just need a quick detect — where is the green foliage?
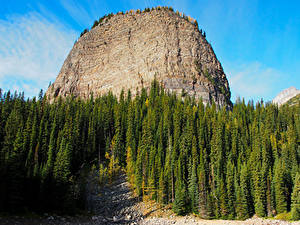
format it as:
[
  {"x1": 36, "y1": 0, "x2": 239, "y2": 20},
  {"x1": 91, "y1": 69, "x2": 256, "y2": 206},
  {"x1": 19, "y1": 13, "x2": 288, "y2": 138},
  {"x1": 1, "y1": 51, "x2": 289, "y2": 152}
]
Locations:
[
  {"x1": 80, "y1": 28, "x2": 89, "y2": 37},
  {"x1": 92, "y1": 20, "x2": 99, "y2": 29},
  {"x1": 274, "y1": 159, "x2": 288, "y2": 214},
  {"x1": 0, "y1": 80, "x2": 298, "y2": 218},
  {"x1": 168, "y1": 6, "x2": 174, "y2": 12},
  {"x1": 275, "y1": 212, "x2": 292, "y2": 221},
  {"x1": 173, "y1": 172, "x2": 188, "y2": 215},
  {"x1": 98, "y1": 163, "x2": 108, "y2": 186},
  {"x1": 173, "y1": 183, "x2": 188, "y2": 215},
  {"x1": 226, "y1": 161, "x2": 236, "y2": 219},
  {"x1": 188, "y1": 160, "x2": 199, "y2": 214},
  {"x1": 203, "y1": 69, "x2": 215, "y2": 85},
  {"x1": 291, "y1": 172, "x2": 300, "y2": 220}
]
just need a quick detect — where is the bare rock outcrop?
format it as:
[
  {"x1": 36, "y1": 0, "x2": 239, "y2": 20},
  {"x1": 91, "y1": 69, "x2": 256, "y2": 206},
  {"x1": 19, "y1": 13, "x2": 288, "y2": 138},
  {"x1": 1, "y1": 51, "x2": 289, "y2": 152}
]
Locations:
[
  {"x1": 273, "y1": 86, "x2": 300, "y2": 106},
  {"x1": 46, "y1": 8, "x2": 232, "y2": 108}
]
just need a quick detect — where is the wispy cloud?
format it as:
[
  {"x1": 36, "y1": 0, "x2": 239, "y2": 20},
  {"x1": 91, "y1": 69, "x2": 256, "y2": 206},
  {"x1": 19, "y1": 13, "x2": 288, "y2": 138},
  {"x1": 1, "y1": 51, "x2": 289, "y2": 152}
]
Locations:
[
  {"x1": 60, "y1": 0, "x2": 93, "y2": 27},
  {"x1": 226, "y1": 62, "x2": 287, "y2": 103},
  {"x1": 59, "y1": 0, "x2": 108, "y2": 28},
  {"x1": 0, "y1": 12, "x2": 77, "y2": 97}
]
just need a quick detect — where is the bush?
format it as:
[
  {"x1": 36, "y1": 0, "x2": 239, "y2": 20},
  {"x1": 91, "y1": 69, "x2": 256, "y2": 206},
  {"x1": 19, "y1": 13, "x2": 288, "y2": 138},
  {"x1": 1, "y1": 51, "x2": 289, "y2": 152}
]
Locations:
[
  {"x1": 99, "y1": 163, "x2": 108, "y2": 186},
  {"x1": 275, "y1": 212, "x2": 292, "y2": 221},
  {"x1": 92, "y1": 20, "x2": 99, "y2": 29}
]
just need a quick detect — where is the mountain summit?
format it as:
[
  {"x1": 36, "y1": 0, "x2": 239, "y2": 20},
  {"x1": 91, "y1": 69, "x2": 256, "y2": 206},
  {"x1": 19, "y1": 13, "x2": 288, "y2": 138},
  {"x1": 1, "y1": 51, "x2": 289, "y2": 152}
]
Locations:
[
  {"x1": 46, "y1": 7, "x2": 232, "y2": 107},
  {"x1": 273, "y1": 86, "x2": 300, "y2": 106}
]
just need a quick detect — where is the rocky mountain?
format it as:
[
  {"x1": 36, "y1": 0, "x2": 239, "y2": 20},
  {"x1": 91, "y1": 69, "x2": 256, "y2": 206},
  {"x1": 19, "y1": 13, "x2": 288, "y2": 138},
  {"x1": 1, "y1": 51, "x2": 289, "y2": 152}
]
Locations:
[
  {"x1": 46, "y1": 7, "x2": 232, "y2": 108},
  {"x1": 286, "y1": 93, "x2": 300, "y2": 106},
  {"x1": 272, "y1": 86, "x2": 300, "y2": 106}
]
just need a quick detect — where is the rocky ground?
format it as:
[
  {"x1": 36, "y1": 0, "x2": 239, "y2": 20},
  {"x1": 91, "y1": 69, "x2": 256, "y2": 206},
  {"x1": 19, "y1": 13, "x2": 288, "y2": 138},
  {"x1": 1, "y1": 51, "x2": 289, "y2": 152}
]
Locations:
[
  {"x1": 0, "y1": 173, "x2": 143, "y2": 225},
  {"x1": 85, "y1": 172, "x2": 143, "y2": 224},
  {"x1": 141, "y1": 216, "x2": 300, "y2": 225},
  {"x1": 0, "y1": 173, "x2": 299, "y2": 225}
]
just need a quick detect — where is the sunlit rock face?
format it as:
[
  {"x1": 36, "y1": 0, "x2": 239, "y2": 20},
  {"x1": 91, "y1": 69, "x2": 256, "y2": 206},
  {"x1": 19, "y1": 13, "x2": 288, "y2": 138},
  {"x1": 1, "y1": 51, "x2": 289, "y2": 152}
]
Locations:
[
  {"x1": 273, "y1": 86, "x2": 300, "y2": 106},
  {"x1": 47, "y1": 8, "x2": 232, "y2": 108}
]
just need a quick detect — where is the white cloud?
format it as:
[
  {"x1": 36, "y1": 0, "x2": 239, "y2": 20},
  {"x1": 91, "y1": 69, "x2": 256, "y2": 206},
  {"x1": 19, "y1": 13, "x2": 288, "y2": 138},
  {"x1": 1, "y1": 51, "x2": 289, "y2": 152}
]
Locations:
[
  {"x1": 0, "y1": 12, "x2": 77, "y2": 97},
  {"x1": 59, "y1": 0, "x2": 98, "y2": 28},
  {"x1": 226, "y1": 62, "x2": 287, "y2": 103}
]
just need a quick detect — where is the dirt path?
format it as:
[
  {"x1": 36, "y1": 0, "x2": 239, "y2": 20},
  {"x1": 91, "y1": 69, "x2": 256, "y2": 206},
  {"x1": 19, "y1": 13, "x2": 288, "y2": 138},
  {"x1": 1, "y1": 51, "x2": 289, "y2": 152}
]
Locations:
[{"x1": 86, "y1": 172, "x2": 143, "y2": 224}]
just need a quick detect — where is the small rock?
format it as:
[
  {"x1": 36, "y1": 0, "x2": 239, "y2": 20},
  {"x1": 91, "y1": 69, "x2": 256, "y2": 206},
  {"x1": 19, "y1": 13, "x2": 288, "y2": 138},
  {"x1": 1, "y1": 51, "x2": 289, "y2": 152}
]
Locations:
[
  {"x1": 92, "y1": 216, "x2": 98, "y2": 220},
  {"x1": 126, "y1": 214, "x2": 132, "y2": 220},
  {"x1": 47, "y1": 216, "x2": 54, "y2": 220}
]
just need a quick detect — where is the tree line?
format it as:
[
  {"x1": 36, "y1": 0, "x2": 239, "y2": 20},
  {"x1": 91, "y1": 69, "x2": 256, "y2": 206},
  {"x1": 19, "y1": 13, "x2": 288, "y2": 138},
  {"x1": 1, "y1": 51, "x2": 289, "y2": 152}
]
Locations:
[{"x1": 0, "y1": 81, "x2": 299, "y2": 220}]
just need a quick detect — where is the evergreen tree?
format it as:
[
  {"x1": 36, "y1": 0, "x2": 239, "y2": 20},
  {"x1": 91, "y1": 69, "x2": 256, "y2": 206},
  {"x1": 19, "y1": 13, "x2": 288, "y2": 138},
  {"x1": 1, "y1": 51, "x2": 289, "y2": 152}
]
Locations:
[
  {"x1": 226, "y1": 161, "x2": 236, "y2": 219},
  {"x1": 188, "y1": 159, "x2": 199, "y2": 213},
  {"x1": 0, "y1": 83, "x2": 298, "y2": 216},
  {"x1": 53, "y1": 138, "x2": 71, "y2": 183},
  {"x1": 7, "y1": 129, "x2": 25, "y2": 211},
  {"x1": 173, "y1": 159, "x2": 188, "y2": 215},
  {"x1": 291, "y1": 172, "x2": 300, "y2": 220},
  {"x1": 198, "y1": 147, "x2": 209, "y2": 218},
  {"x1": 236, "y1": 163, "x2": 252, "y2": 219},
  {"x1": 274, "y1": 159, "x2": 288, "y2": 214}
]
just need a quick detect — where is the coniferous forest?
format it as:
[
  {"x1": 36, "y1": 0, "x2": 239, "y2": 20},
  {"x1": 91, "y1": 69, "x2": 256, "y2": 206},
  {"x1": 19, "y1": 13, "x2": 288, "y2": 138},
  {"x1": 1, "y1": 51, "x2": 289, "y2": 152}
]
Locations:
[{"x1": 0, "y1": 81, "x2": 299, "y2": 220}]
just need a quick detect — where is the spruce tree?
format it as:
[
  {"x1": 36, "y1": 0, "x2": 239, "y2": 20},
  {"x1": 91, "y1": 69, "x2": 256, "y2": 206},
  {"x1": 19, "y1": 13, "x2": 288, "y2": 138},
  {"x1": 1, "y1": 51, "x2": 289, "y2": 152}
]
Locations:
[
  {"x1": 173, "y1": 159, "x2": 188, "y2": 215},
  {"x1": 291, "y1": 172, "x2": 300, "y2": 220},
  {"x1": 198, "y1": 147, "x2": 209, "y2": 218},
  {"x1": 188, "y1": 159, "x2": 199, "y2": 214},
  {"x1": 236, "y1": 163, "x2": 252, "y2": 219},
  {"x1": 226, "y1": 161, "x2": 236, "y2": 219},
  {"x1": 7, "y1": 129, "x2": 25, "y2": 211},
  {"x1": 274, "y1": 159, "x2": 288, "y2": 214}
]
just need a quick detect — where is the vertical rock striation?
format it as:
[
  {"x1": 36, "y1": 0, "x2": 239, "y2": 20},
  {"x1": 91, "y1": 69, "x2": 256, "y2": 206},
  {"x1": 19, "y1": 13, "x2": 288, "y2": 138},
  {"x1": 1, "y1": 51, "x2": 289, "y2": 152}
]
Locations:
[{"x1": 46, "y1": 8, "x2": 232, "y2": 108}]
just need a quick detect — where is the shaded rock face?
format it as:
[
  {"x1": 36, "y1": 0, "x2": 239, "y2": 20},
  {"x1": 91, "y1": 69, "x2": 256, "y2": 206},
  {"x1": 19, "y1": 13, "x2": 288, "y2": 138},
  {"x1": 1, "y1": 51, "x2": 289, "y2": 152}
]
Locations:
[
  {"x1": 273, "y1": 86, "x2": 300, "y2": 106},
  {"x1": 47, "y1": 9, "x2": 232, "y2": 107}
]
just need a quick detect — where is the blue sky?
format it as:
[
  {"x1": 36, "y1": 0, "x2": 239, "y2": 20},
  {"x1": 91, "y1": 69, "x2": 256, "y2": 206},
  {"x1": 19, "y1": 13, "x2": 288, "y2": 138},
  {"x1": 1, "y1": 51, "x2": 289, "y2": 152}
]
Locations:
[{"x1": 0, "y1": 0, "x2": 299, "y2": 103}]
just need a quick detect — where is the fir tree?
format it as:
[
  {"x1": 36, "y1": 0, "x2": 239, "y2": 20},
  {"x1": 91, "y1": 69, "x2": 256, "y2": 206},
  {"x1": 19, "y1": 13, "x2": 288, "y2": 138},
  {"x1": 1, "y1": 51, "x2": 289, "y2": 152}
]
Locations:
[
  {"x1": 274, "y1": 159, "x2": 288, "y2": 214},
  {"x1": 291, "y1": 172, "x2": 300, "y2": 220},
  {"x1": 226, "y1": 161, "x2": 236, "y2": 219},
  {"x1": 188, "y1": 159, "x2": 199, "y2": 213}
]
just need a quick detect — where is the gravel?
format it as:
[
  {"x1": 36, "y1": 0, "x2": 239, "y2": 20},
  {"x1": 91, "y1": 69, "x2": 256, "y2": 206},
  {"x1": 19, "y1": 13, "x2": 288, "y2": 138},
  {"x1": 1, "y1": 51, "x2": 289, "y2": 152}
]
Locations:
[
  {"x1": 0, "y1": 173, "x2": 143, "y2": 225},
  {"x1": 141, "y1": 216, "x2": 300, "y2": 225},
  {"x1": 0, "y1": 173, "x2": 299, "y2": 225}
]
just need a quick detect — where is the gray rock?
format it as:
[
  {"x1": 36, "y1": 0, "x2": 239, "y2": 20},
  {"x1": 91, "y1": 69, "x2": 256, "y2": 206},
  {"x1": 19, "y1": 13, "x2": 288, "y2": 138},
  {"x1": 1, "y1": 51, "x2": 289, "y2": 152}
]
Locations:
[
  {"x1": 91, "y1": 216, "x2": 98, "y2": 220},
  {"x1": 126, "y1": 214, "x2": 132, "y2": 220},
  {"x1": 273, "y1": 86, "x2": 300, "y2": 106},
  {"x1": 47, "y1": 216, "x2": 54, "y2": 220},
  {"x1": 46, "y1": 8, "x2": 232, "y2": 108}
]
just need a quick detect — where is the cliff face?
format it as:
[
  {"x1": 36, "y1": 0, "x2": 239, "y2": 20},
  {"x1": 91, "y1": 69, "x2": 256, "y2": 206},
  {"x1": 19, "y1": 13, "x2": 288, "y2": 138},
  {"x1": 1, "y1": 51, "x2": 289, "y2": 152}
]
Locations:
[{"x1": 46, "y1": 8, "x2": 232, "y2": 107}]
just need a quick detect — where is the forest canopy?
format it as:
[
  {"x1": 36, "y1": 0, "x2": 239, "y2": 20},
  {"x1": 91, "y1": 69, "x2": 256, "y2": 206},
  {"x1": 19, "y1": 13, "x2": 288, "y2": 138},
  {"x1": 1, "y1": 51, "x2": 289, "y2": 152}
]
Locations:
[{"x1": 0, "y1": 81, "x2": 299, "y2": 220}]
